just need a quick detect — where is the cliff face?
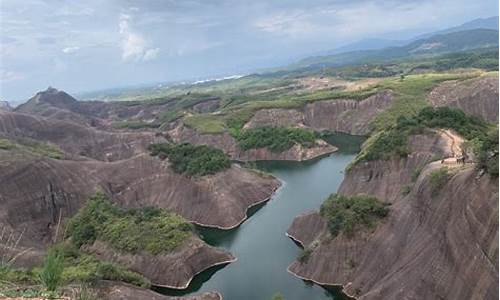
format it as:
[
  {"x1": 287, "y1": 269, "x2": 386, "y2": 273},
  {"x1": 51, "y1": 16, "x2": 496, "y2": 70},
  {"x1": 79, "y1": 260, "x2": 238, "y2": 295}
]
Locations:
[
  {"x1": 87, "y1": 239, "x2": 234, "y2": 289},
  {"x1": 287, "y1": 132, "x2": 498, "y2": 300},
  {"x1": 96, "y1": 281, "x2": 222, "y2": 300},
  {"x1": 427, "y1": 75, "x2": 499, "y2": 123},
  {"x1": 243, "y1": 90, "x2": 393, "y2": 135},
  {"x1": 168, "y1": 123, "x2": 337, "y2": 161}
]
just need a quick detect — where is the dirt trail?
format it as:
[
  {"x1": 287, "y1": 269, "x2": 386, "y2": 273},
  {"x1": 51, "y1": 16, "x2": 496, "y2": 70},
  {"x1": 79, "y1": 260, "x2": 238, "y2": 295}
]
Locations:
[{"x1": 432, "y1": 129, "x2": 471, "y2": 168}]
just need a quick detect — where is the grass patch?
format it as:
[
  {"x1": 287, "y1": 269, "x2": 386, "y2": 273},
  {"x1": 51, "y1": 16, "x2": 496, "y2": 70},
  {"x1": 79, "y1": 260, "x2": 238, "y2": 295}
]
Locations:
[
  {"x1": 235, "y1": 127, "x2": 316, "y2": 152},
  {"x1": 149, "y1": 143, "x2": 231, "y2": 176},
  {"x1": 112, "y1": 121, "x2": 160, "y2": 129},
  {"x1": 372, "y1": 72, "x2": 479, "y2": 130},
  {"x1": 66, "y1": 193, "x2": 193, "y2": 255},
  {"x1": 0, "y1": 138, "x2": 63, "y2": 159},
  {"x1": 320, "y1": 193, "x2": 389, "y2": 238},
  {"x1": 183, "y1": 113, "x2": 227, "y2": 134},
  {"x1": 429, "y1": 168, "x2": 450, "y2": 196}
]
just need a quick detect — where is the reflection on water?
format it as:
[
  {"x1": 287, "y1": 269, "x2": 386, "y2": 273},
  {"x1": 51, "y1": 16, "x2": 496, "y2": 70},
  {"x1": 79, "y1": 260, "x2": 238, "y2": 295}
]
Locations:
[{"x1": 158, "y1": 150, "x2": 356, "y2": 300}]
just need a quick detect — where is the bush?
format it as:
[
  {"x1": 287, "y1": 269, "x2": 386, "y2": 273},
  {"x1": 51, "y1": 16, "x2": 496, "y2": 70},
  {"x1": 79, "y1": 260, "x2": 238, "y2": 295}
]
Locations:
[
  {"x1": 320, "y1": 194, "x2": 389, "y2": 237},
  {"x1": 235, "y1": 127, "x2": 316, "y2": 152},
  {"x1": 66, "y1": 193, "x2": 193, "y2": 255},
  {"x1": 39, "y1": 249, "x2": 64, "y2": 291},
  {"x1": 358, "y1": 107, "x2": 495, "y2": 171},
  {"x1": 149, "y1": 143, "x2": 231, "y2": 176},
  {"x1": 429, "y1": 168, "x2": 450, "y2": 196},
  {"x1": 298, "y1": 248, "x2": 313, "y2": 264}
]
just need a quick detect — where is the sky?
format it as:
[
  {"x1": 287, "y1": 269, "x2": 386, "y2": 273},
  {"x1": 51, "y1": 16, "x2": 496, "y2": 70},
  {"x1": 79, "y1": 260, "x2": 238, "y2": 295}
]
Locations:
[{"x1": 0, "y1": 0, "x2": 498, "y2": 102}]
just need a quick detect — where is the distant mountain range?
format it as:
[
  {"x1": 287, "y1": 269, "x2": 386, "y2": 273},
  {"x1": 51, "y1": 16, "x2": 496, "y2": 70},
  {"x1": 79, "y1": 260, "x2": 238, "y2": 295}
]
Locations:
[
  {"x1": 289, "y1": 26, "x2": 498, "y2": 70},
  {"x1": 324, "y1": 16, "x2": 499, "y2": 55}
]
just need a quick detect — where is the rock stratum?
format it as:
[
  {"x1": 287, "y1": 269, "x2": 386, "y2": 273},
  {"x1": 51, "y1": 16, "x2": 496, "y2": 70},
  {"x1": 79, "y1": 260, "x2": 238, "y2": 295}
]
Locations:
[
  {"x1": 428, "y1": 75, "x2": 499, "y2": 123},
  {"x1": 243, "y1": 90, "x2": 393, "y2": 135},
  {"x1": 287, "y1": 132, "x2": 498, "y2": 300}
]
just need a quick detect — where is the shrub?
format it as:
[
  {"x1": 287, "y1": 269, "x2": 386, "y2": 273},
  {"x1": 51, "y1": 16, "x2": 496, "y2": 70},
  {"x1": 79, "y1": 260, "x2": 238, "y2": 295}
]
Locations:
[
  {"x1": 149, "y1": 143, "x2": 231, "y2": 176},
  {"x1": 235, "y1": 127, "x2": 316, "y2": 152},
  {"x1": 358, "y1": 107, "x2": 494, "y2": 169},
  {"x1": 66, "y1": 193, "x2": 193, "y2": 255},
  {"x1": 272, "y1": 293, "x2": 285, "y2": 300},
  {"x1": 320, "y1": 194, "x2": 389, "y2": 237},
  {"x1": 39, "y1": 249, "x2": 64, "y2": 291},
  {"x1": 298, "y1": 248, "x2": 313, "y2": 264},
  {"x1": 429, "y1": 168, "x2": 450, "y2": 196}
]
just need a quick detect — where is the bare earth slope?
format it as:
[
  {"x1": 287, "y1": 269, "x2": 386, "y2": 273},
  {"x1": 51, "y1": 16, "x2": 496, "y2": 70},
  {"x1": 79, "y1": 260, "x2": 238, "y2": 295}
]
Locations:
[
  {"x1": 287, "y1": 132, "x2": 498, "y2": 300},
  {"x1": 427, "y1": 75, "x2": 499, "y2": 122}
]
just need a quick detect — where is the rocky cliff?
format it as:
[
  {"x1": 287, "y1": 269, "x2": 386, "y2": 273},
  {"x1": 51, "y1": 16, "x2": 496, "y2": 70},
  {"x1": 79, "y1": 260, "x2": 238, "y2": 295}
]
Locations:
[
  {"x1": 87, "y1": 239, "x2": 234, "y2": 289},
  {"x1": 96, "y1": 281, "x2": 222, "y2": 300},
  {"x1": 427, "y1": 75, "x2": 499, "y2": 122},
  {"x1": 287, "y1": 132, "x2": 498, "y2": 300},
  {"x1": 243, "y1": 90, "x2": 393, "y2": 135},
  {"x1": 168, "y1": 123, "x2": 337, "y2": 161}
]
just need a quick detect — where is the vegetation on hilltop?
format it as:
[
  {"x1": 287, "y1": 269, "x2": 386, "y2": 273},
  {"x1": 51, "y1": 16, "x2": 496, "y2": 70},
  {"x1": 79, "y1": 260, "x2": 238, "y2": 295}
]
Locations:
[
  {"x1": 66, "y1": 193, "x2": 193, "y2": 254},
  {"x1": 320, "y1": 193, "x2": 389, "y2": 237},
  {"x1": 149, "y1": 143, "x2": 231, "y2": 176},
  {"x1": 0, "y1": 138, "x2": 63, "y2": 159},
  {"x1": 235, "y1": 127, "x2": 316, "y2": 152},
  {"x1": 356, "y1": 106, "x2": 498, "y2": 176}
]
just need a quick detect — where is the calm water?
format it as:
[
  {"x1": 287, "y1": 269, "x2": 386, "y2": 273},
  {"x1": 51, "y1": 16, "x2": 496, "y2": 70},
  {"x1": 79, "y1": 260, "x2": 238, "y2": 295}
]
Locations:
[{"x1": 157, "y1": 151, "x2": 356, "y2": 300}]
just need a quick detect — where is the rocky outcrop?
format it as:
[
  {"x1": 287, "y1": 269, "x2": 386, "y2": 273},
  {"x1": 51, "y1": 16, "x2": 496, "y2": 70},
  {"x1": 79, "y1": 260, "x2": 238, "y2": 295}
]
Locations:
[
  {"x1": 0, "y1": 111, "x2": 162, "y2": 161},
  {"x1": 0, "y1": 151, "x2": 279, "y2": 248},
  {"x1": 87, "y1": 238, "x2": 234, "y2": 289},
  {"x1": 242, "y1": 90, "x2": 393, "y2": 135},
  {"x1": 427, "y1": 75, "x2": 499, "y2": 123},
  {"x1": 243, "y1": 108, "x2": 304, "y2": 129},
  {"x1": 287, "y1": 132, "x2": 498, "y2": 299},
  {"x1": 168, "y1": 123, "x2": 337, "y2": 161},
  {"x1": 303, "y1": 90, "x2": 393, "y2": 135},
  {"x1": 96, "y1": 281, "x2": 222, "y2": 300}
]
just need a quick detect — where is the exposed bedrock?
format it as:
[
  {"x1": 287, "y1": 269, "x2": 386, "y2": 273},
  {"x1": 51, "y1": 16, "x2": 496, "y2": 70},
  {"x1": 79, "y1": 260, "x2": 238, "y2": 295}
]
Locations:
[
  {"x1": 243, "y1": 90, "x2": 394, "y2": 135},
  {"x1": 168, "y1": 123, "x2": 337, "y2": 161},
  {"x1": 0, "y1": 152, "x2": 279, "y2": 249},
  {"x1": 96, "y1": 281, "x2": 222, "y2": 300},
  {"x1": 0, "y1": 111, "x2": 162, "y2": 161},
  {"x1": 427, "y1": 75, "x2": 499, "y2": 123},
  {"x1": 287, "y1": 132, "x2": 498, "y2": 300},
  {"x1": 86, "y1": 238, "x2": 235, "y2": 289}
]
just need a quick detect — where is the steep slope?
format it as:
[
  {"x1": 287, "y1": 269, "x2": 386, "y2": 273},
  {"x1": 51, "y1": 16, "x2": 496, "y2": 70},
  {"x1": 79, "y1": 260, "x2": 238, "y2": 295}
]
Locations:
[
  {"x1": 0, "y1": 151, "x2": 279, "y2": 249},
  {"x1": 243, "y1": 90, "x2": 393, "y2": 135},
  {"x1": 168, "y1": 122, "x2": 337, "y2": 161},
  {"x1": 287, "y1": 132, "x2": 498, "y2": 299},
  {"x1": 428, "y1": 74, "x2": 499, "y2": 122}
]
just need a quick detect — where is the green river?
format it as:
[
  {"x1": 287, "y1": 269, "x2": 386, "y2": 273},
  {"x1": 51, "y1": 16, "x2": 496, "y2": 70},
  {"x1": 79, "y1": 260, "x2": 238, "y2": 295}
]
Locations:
[{"x1": 159, "y1": 135, "x2": 362, "y2": 300}]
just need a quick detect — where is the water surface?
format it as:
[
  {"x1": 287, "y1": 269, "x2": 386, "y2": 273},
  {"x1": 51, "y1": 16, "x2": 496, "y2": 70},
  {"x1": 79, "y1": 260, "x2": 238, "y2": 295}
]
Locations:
[{"x1": 158, "y1": 152, "x2": 355, "y2": 300}]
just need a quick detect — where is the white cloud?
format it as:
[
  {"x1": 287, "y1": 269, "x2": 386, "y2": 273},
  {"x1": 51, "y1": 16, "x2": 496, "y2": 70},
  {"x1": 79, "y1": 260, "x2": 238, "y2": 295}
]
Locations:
[
  {"x1": 62, "y1": 46, "x2": 80, "y2": 54},
  {"x1": 119, "y1": 13, "x2": 160, "y2": 62},
  {"x1": 0, "y1": 70, "x2": 24, "y2": 83},
  {"x1": 143, "y1": 48, "x2": 160, "y2": 61}
]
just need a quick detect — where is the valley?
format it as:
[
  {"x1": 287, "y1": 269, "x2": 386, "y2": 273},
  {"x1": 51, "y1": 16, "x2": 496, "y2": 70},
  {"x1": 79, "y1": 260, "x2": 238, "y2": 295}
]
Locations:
[{"x1": 0, "y1": 19, "x2": 498, "y2": 300}]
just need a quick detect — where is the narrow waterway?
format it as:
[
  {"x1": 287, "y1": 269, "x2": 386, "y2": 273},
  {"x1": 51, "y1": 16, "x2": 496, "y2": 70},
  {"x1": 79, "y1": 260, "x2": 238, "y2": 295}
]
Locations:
[{"x1": 158, "y1": 149, "x2": 356, "y2": 300}]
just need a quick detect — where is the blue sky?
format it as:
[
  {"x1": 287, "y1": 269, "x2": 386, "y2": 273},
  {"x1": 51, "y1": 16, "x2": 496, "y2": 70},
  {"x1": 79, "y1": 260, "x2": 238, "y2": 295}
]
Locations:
[{"x1": 0, "y1": 0, "x2": 498, "y2": 101}]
